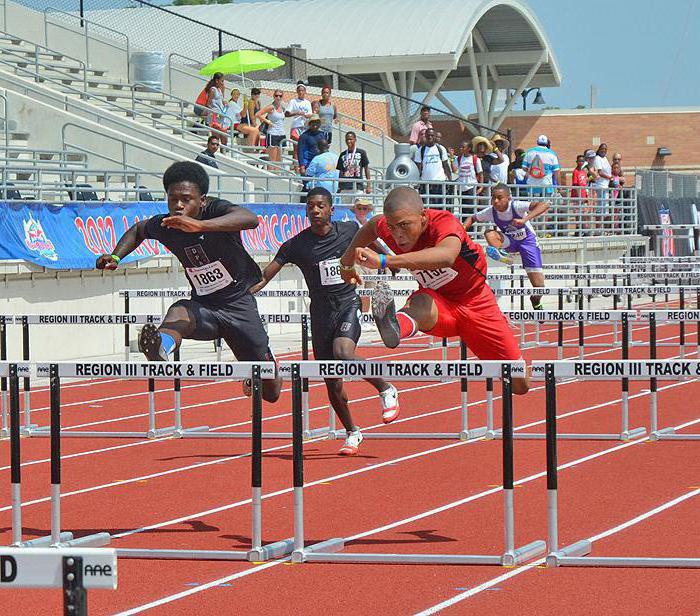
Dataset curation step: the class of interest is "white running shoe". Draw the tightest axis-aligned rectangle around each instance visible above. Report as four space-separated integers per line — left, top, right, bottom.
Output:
338 429 363 456
380 384 400 424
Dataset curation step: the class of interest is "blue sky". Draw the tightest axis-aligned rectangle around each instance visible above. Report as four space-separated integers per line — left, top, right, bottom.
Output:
525 0 699 109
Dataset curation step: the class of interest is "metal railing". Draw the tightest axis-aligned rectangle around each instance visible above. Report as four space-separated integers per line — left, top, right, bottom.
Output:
43 6 130 76
636 169 700 199
0 92 8 145
0 146 87 167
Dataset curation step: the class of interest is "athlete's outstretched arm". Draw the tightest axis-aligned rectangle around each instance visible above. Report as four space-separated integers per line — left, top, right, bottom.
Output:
513 201 549 227
95 220 148 270
357 236 461 271
249 260 283 294
162 205 259 233
339 216 381 284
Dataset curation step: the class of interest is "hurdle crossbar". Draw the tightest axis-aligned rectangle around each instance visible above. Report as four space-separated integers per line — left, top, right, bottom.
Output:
289 360 545 566
543 360 700 568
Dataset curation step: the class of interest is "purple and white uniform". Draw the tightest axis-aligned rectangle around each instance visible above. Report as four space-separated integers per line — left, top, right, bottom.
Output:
473 200 543 272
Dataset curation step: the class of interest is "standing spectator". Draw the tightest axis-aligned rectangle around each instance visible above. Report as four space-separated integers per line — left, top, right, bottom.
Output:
593 143 613 233
297 115 325 176
257 89 286 164
237 88 261 146
570 153 589 234
409 106 432 145
610 161 626 228
522 134 562 195
452 140 483 214
509 149 527 190
306 139 339 195
337 131 371 198
195 136 220 169
612 151 623 170
413 127 452 207
435 131 443 144
351 196 377 312
487 136 510 184
313 85 337 144
204 73 227 144
286 82 314 167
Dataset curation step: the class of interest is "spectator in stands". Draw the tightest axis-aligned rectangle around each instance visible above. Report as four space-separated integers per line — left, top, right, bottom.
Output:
306 139 339 196
593 143 613 233
436 131 443 144
487 136 510 184
570 153 590 235
409 106 432 145
236 88 261 147
195 136 220 169
413 127 451 207
313 85 337 144
286 81 314 168
509 148 527 186
204 73 227 144
297 115 325 176
337 131 371 198
612 151 623 170
610 161 625 226
257 89 286 164
219 89 242 136
452 140 483 211
522 134 562 196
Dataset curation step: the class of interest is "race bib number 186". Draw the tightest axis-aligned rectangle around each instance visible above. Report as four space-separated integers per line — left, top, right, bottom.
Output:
319 258 343 286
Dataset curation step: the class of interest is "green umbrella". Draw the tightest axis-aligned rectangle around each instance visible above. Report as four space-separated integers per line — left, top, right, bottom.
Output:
199 49 285 76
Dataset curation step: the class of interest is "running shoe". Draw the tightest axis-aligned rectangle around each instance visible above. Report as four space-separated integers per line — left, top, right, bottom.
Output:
532 302 544 311
338 429 363 456
242 379 252 397
371 281 401 348
138 324 169 361
380 384 400 424
486 245 514 265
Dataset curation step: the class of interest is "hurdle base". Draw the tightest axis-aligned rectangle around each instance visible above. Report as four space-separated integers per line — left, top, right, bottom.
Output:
303 428 346 441
291 538 345 563
546 540 593 567
502 540 547 566
31 428 166 439
650 428 700 441
19 423 39 436
57 532 112 548
555 556 700 568
14 532 74 547
248 537 295 561
168 425 210 439
490 428 647 441
362 430 486 440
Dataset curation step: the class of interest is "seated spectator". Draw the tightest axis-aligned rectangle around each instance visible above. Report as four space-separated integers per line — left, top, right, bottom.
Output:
337 131 371 199
312 85 337 144
451 140 483 212
237 88 261 146
409 106 432 145
218 89 242 135
195 136 220 169
413 127 451 208
306 140 339 195
297 115 325 176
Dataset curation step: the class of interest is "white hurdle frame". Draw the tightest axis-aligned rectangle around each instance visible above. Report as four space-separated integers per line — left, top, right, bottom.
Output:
539 360 700 568
35 360 294 562
288 360 546 566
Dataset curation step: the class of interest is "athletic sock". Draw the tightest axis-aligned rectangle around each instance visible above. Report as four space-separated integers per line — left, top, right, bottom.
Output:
160 332 176 356
397 312 418 339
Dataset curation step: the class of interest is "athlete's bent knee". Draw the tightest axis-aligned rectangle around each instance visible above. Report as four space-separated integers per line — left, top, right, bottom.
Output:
512 377 529 395
262 378 282 403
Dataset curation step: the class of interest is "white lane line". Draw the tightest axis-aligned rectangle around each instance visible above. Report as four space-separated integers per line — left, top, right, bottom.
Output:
115 416 700 615
413 486 700 615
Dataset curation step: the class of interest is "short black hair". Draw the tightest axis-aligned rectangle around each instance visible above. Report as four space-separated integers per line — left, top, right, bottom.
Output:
207 135 219 145
491 182 511 194
345 131 356 139
305 187 333 205
163 161 209 195
251 87 261 96
420 106 430 113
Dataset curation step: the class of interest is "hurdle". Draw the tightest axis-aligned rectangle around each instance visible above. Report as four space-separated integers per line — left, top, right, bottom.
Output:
288 359 546 566
35 360 294 562
539 359 700 568
0 546 117 615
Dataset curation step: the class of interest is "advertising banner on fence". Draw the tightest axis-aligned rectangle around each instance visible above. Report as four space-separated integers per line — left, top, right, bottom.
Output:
0 201 356 269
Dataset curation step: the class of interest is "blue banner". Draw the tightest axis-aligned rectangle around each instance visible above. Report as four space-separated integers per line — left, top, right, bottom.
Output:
0 201 358 269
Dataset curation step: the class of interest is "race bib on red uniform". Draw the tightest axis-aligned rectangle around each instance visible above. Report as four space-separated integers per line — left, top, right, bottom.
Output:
411 268 458 290
186 260 233 295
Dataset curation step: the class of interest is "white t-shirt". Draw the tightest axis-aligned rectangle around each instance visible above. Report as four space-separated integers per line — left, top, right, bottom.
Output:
455 154 482 187
474 200 537 241
287 97 313 130
593 155 612 188
489 155 510 183
414 144 448 181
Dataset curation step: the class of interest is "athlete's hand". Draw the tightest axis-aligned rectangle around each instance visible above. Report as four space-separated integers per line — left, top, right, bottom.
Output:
355 246 381 269
511 218 526 227
340 262 362 285
96 254 118 270
161 215 204 233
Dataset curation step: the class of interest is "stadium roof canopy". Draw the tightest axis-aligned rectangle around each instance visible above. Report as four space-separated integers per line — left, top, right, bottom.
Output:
92 0 561 133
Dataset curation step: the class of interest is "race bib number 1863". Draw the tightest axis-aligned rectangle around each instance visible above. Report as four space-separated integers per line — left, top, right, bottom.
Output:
186 260 234 295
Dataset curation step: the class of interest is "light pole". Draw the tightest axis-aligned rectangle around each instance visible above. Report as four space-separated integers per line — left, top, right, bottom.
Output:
520 88 545 110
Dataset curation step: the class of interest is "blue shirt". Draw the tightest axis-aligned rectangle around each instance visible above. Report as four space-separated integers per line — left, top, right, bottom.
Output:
306 151 340 195
298 130 326 168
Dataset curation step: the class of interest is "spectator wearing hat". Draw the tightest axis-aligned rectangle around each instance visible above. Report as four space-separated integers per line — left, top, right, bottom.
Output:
297 114 325 176
487 136 511 184
409 106 433 145
522 134 562 195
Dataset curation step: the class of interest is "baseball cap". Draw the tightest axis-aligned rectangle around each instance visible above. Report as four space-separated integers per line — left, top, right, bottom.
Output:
584 149 596 158
308 114 321 122
536 134 549 146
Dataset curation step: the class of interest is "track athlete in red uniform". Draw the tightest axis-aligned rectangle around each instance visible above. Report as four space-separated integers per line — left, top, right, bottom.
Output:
96 161 282 403
339 186 529 395
250 188 399 455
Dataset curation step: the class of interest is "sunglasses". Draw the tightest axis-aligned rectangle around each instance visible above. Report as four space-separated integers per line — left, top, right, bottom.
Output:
274 94 283 97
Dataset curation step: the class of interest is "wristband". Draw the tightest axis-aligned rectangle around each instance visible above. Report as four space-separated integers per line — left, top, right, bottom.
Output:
340 263 355 272
110 254 121 264
379 254 387 269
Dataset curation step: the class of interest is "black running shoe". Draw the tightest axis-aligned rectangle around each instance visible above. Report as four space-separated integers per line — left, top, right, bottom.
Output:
138 323 168 361
371 281 401 348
